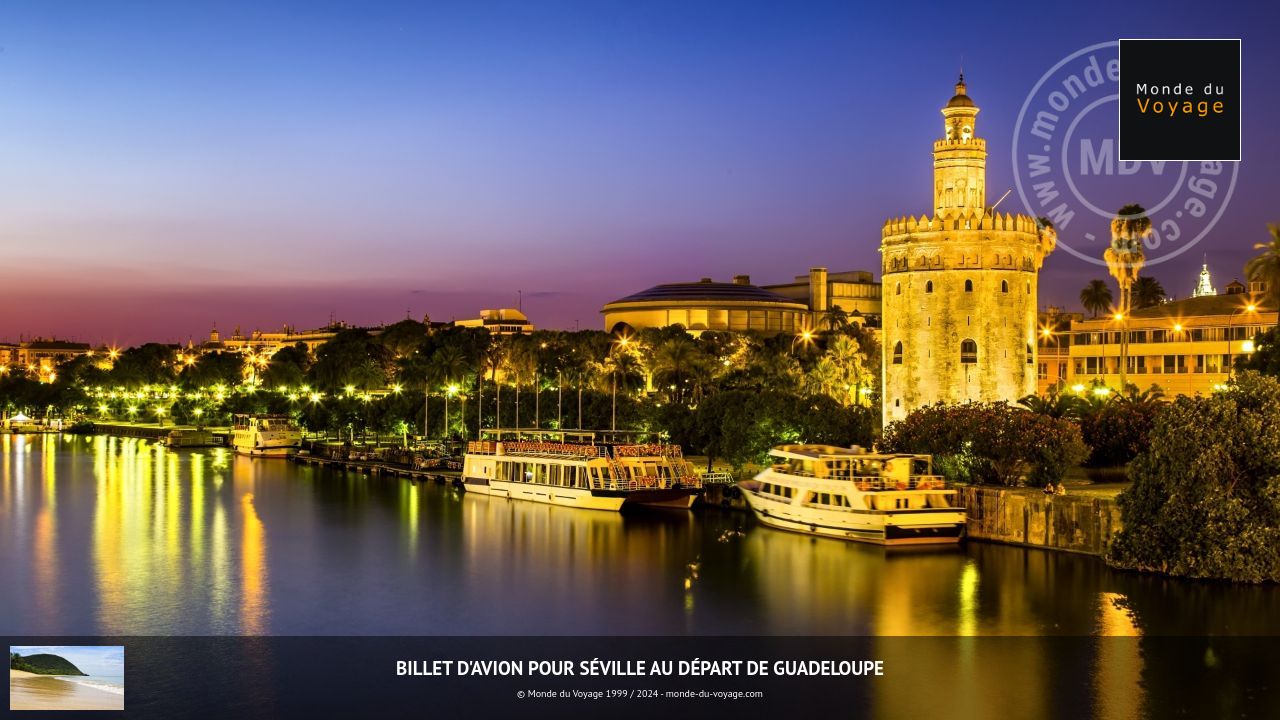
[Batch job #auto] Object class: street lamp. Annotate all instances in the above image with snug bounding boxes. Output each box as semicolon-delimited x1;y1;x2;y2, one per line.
444;384;459;441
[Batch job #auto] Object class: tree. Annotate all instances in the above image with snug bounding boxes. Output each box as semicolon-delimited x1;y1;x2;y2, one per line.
1107;372;1280;582
1106;203;1151;387
260;343;311;390
182;351;245;389
1245;223;1280;328
1017;388;1085;421
1080;280;1113;319
650;335;712;405
1131;275;1166;310
307;329;393;391
108;343;177;388
1236;328;1280;376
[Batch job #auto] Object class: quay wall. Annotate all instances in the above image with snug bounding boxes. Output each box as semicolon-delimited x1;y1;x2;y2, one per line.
955;486;1123;556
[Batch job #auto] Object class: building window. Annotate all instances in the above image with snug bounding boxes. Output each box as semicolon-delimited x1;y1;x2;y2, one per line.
1001;280;1009;293
925;280;933;293
960;339;977;364
1026;343;1033;364
896;283;901;295
964;279;974;292
892;341;903;364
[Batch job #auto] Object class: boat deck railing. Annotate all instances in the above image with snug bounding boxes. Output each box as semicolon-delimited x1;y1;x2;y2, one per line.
699;471;736;485
769;467;951;491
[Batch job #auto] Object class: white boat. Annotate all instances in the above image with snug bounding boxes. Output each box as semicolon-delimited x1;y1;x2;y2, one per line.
462;429;702;511
230;414;301;457
741;445;965;545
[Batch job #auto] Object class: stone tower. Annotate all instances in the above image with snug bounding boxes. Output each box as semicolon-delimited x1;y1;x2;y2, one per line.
880;75;1056;425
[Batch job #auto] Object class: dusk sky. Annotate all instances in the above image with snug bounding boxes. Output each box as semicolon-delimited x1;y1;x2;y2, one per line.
1;1;1277;346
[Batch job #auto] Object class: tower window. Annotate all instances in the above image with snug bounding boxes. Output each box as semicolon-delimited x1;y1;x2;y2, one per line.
896;283;902;295
1001;280;1009;293
1026;343;1034;364
960;339;978;364
892;341;903;364
925;280;934;293
964;279;974;292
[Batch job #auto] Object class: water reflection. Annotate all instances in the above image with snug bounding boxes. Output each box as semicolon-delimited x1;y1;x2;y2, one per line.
0;435;1277;641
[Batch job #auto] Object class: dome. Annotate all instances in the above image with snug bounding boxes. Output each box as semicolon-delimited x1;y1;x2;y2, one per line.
608;279;801;305
946;75;974;108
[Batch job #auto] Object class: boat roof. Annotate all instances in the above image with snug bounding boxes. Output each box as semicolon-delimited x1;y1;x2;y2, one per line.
477;428;663;444
768;444;929;462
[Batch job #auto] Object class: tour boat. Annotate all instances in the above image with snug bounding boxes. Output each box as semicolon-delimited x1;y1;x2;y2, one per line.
462;429;702;511
230;414;302;457
740;445;965;545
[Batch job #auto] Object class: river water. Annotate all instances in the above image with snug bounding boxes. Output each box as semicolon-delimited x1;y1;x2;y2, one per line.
2;433;1277;638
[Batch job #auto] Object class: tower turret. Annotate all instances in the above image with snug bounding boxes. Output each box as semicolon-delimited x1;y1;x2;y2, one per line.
933;74;986;215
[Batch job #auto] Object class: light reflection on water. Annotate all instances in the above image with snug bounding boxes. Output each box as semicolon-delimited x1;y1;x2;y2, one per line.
1;434;1277;640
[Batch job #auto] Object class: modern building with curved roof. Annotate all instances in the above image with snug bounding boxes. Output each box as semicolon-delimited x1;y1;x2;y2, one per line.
602;277;811;336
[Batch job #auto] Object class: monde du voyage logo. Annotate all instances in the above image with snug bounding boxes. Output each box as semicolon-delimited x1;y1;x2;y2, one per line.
1012;40;1240;268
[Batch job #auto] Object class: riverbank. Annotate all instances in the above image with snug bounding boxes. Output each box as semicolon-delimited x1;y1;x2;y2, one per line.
957;485;1124;556
9;669;124;711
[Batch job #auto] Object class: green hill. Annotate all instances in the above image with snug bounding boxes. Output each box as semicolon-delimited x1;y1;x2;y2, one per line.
10;652;88;676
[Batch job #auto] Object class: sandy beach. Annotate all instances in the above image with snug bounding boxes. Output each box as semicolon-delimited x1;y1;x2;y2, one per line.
9;669;124;711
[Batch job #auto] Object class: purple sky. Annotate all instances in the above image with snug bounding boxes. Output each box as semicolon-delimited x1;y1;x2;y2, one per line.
1;1;1276;346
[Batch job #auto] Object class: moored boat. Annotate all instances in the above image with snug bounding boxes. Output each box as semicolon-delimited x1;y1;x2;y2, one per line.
462;429;702;511
166;427;220;448
741;445;965;545
230;414;301;457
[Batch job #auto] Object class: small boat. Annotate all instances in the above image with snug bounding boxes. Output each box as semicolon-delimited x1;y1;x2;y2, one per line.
462;429;702;511
166;428;219;448
230;414;301;457
740;445;965;545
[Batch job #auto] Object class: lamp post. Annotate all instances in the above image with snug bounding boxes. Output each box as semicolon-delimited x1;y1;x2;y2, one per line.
611;336;631;432
444;384;459;441
1226;303;1259;377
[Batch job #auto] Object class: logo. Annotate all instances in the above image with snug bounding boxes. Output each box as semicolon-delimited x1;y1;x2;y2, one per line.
1011;41;1238;268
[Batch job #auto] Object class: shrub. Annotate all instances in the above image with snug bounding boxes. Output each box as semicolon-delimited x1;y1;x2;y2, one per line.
1107;372;1280;583
1079;398;1165;467
880;401;1087;486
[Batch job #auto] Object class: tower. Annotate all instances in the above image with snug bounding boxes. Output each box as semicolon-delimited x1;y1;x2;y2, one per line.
880;76;1057;425
1192;258;1216;297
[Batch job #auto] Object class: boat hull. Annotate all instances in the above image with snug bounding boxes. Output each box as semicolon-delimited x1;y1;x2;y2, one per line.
232;445;299;458
469;477;698;512
742;486;964;546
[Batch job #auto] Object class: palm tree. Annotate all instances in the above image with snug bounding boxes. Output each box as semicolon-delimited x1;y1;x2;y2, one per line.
1080;280;1113;319
433;346;470;439
1131;276;1166;310
1106;203;1151;387
1018;389;1085;421
1246;223;1280;329
820;308;850;333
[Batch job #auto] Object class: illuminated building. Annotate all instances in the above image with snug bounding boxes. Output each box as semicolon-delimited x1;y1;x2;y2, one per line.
880;75;1057;424
761;268;882;326
601;277;811;336
1062;287;1275;397
453;308;534;335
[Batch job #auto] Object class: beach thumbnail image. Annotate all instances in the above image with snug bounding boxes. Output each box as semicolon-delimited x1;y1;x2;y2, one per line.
10;646;124;711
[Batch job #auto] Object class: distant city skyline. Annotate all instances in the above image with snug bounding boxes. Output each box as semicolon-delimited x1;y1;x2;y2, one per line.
2;1;1277;345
